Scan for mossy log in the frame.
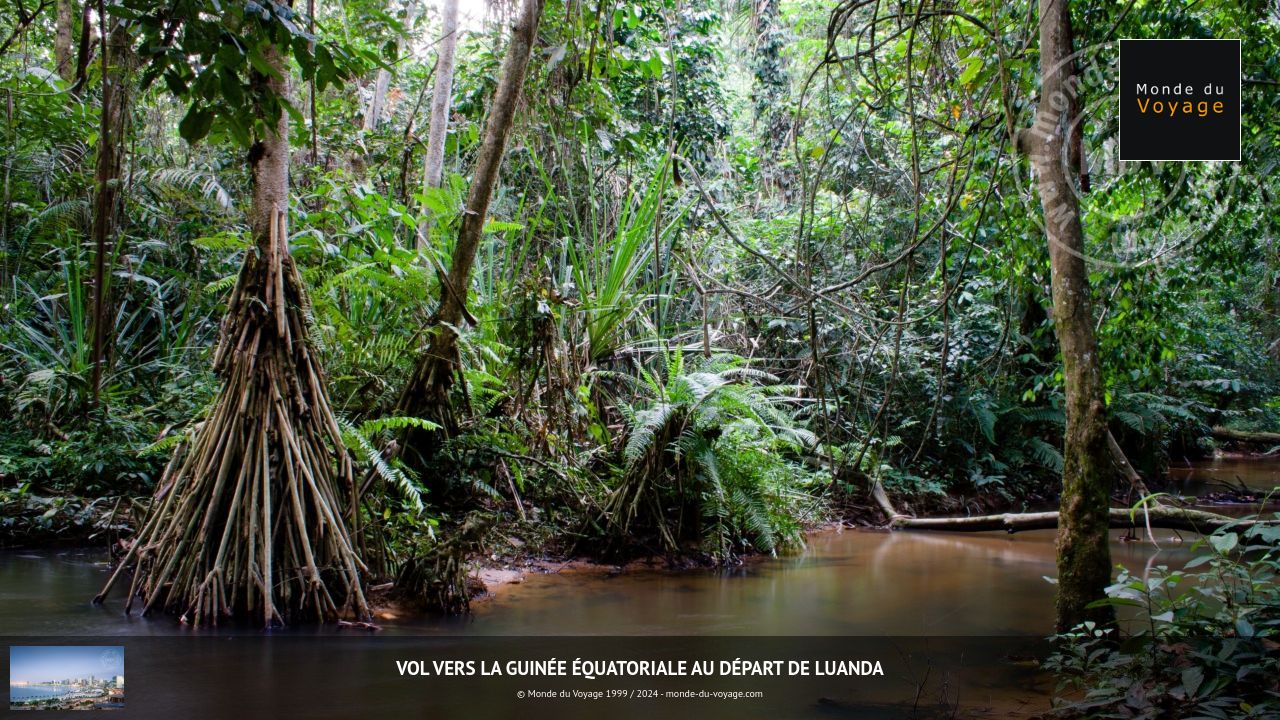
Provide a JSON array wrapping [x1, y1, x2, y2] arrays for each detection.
[[1211, 427, 1280, 445], [871, 477, 1267, 535], [885, 506, 1268, 534]]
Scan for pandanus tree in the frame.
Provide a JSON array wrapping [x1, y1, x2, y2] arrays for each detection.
[[94, 0, 371, 625]]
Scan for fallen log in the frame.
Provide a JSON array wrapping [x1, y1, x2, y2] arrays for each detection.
[[1211, 427, 1280, 445], [888, 506, 1269, 535], [869, 475, 1267, 535]]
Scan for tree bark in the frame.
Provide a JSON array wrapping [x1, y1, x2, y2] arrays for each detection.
[[363, 1, 416, 135], [72, 0, 93, 93], [362, 69, 391, 132], [54, 0, 75, 82], [397, 0, 543, 467], [1018, 0, 1114, 633], [87, 11, 132, 405], [249, 49, 291, 250], [1108, 429, 1153, 499], [423, 0, 460, 190], [419, 0, 459, 239]]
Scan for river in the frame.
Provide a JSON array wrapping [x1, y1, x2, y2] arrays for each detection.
[[1, 456, 1275, 719]]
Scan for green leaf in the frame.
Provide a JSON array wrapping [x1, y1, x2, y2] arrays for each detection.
[[163, 70, 188, 97], [247, 44, 283, 80], [1183, 554, 1213, 569], [1181, 666, 1204, 698], [483, 220, 524, 234], [178, 105, 214, 144], [218, 67, 245, 107], [419, 186, 454, 217], [1210, 532, 1238, 554]]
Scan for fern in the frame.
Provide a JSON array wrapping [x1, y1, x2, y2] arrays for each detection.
[[1113, 410, 1147, 434], [602, 348, 819, 562], [137, 168, 235, 211], [1005, 405, 1066, 426], [970, 397, 997, 444], [1026, 437, 1065, 473], [11, 200, 89, 246], [339, 417, 428, 514]]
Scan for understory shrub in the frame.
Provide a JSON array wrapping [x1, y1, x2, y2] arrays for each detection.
[[601, 349, 822, 561], [1047, 513, 1280, 719]]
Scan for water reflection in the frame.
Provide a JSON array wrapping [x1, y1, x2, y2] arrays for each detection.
[[1169, 454, 1280, 494], [2, 456, 1272, 638], [466, 528, 1192, 637]]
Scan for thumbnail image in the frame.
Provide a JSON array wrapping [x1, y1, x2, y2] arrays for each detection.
[[9, 646, 124, 711]]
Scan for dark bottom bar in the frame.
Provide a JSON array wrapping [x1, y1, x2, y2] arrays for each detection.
[[6, 636, 1053, 719]]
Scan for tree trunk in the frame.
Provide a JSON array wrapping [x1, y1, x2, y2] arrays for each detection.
[[87, 12, 132, 405], [362, 1, 416, 135], [423, 0, 459, 190], [397, 0, 543, 468], [1018, 0, 1114, 633], [54, 0, 75, 82], [362, 69, 391, 132], [870, 471, 1258, 542], [1108, 429, 1153, 499], [72, 0, 94, 93], [417, 0, 459, 253], [95, 42, 369, 627]]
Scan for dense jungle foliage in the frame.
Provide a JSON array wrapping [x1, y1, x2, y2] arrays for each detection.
[[1, 0, 1279, 642]]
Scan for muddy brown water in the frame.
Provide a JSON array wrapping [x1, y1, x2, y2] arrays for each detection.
[[1168, 452, 1280, 495], [2, 456, 1276, 719]]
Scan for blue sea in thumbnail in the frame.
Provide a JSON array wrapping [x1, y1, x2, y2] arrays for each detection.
[[11, 686, 75, 702]]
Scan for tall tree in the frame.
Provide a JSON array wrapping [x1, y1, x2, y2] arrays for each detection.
[[1018, 0, 1114, 631], [54, 0, 74, 82], [71, 0, 93, 92], [363, 2, 417, 135], [95, 0, 369, 625], [414, 0, 457, 251], [397, 0, 544, 465], [87, 7, 132, 405], [421, 0, 458, 193]]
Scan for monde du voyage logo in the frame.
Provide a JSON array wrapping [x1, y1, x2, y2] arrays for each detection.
[[1119, 39, 1241, 161]]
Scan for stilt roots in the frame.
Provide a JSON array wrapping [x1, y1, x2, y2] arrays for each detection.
[[95, 209, 369, 626]]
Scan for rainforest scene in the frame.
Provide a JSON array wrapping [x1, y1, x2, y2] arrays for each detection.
[[1, 0, 1279, 717]]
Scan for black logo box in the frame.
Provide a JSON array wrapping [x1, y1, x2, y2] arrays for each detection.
[[1119, 38, 1241, 162]]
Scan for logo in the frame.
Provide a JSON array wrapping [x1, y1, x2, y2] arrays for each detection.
[[1011, 38, 1247, 270], [1119, 39, 1241, 161]]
